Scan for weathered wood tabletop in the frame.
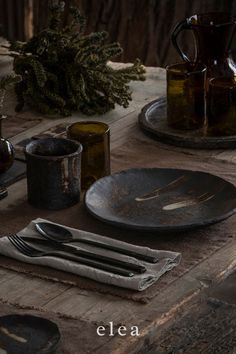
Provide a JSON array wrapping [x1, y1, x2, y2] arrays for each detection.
[[0, 63, 236, 353]]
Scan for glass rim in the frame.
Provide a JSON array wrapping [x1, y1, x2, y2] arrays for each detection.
[[209, 77, 236, 90], [67, 121, 110, 137], [166, 62, 207, 76], [188, 12, 236, 27]]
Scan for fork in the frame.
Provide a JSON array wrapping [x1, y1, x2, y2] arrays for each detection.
[[8, 234, 135, 277]]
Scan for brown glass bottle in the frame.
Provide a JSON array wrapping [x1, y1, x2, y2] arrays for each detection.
[[0, 116, 14, 173]]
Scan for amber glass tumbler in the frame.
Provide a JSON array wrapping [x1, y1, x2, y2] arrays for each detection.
[[167, 62, 206, 130], [207, 77, 236, 136], [67, 121, 110, 190]]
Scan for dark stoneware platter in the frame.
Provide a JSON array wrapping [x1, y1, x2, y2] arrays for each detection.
[[85, 168, 236, 232], [0, 314, 60, 354], [138, 97, 236, 149]]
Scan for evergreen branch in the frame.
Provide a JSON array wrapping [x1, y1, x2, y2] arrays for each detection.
[[8, 1, 146, 116]]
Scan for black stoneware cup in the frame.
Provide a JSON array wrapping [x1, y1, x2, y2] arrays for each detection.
[[25, 137, 82, 210]]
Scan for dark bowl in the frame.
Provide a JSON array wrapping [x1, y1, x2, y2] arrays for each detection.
[[0, 314, 60, 354]]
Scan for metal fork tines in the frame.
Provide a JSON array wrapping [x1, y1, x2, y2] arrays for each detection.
[[8, 234, 135, 277]]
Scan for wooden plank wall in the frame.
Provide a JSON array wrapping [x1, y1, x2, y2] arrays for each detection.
[[0, 0, 33, 41], [0, 0, 25, 40], [0, 0, 235, 66], [73, 0, 235, 66]]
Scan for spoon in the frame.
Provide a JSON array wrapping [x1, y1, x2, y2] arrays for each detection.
[[35, 222, 146, 274], [35, 222, 158, 263]]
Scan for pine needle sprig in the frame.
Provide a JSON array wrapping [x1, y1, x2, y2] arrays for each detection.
[[0, 74, 21, 112]]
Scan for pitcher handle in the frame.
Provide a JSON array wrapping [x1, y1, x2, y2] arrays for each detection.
[[171, 19, 192, 62]]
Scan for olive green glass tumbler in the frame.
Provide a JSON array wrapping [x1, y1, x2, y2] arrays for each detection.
[[166, 62, 207, 130], [207, 77, 236, 136], [67, 121, 110, 190]]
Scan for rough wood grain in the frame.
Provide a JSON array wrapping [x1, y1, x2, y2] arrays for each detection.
[[0, 65, 236, 353]]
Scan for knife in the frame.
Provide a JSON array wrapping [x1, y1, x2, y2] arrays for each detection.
[[75, 238, 159, 263], [21, 237, 146, 274]]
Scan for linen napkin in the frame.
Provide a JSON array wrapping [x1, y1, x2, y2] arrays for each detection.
[[0, 218, 181, 291]]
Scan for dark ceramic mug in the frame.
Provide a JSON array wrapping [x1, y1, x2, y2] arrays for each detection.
[[25, 138, 82, 210]]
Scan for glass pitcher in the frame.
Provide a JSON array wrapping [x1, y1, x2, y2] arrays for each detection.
[[172, 13, 236, 78]]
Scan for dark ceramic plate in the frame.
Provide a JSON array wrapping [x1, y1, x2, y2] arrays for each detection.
[[139, 97, 236, 149], [0, 315, 60, 354], [85, 168, 236, 231]]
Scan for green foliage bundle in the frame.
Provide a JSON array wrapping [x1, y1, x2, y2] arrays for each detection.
[[9, 1, 145, 116], [0, 74, 21, 112]]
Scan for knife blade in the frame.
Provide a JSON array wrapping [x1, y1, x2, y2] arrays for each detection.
[[21, 237, 146, 274]]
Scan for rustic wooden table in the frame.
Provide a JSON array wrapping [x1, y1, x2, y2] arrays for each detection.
[[0, 64, 236, 353]]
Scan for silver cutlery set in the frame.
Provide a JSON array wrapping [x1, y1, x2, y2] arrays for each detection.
[[8, 222, 158, 277]]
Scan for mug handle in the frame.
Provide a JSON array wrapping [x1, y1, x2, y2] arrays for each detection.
[[171, 19, 192, 62]]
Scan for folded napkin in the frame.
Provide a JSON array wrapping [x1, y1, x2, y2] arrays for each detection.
[[0, 218, 181, 291]]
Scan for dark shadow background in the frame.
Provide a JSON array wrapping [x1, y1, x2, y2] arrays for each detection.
[[0, 0, 236, 67]]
